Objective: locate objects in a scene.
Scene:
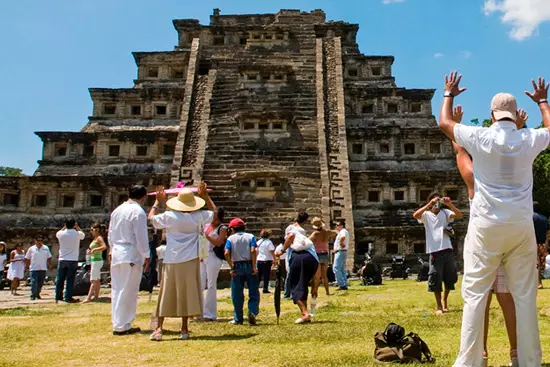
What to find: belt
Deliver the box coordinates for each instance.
[317,252,329,255]
[431,248,453,255]
[337,249,348,252]
[233,260,252,264]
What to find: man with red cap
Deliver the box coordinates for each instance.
[224,218,259,325]
[439,72,550,367]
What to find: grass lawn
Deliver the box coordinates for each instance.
[1,277,550,367]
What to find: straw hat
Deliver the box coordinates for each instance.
[311,217,325,230]
[166,188,205,212]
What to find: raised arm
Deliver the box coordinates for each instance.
[198,181,216,213]
[439,72,467,142]
[442,197,464,220]
[525,77,550,131]
[413,197,439,221]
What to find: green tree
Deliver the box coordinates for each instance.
[533,147,550,217]
[470,118,492,127]
[0,166,25,177]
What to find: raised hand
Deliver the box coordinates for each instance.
[155,186,167,203]
[445,72,467,97]
[452,105,464,123]
[525,77,549,103]
[517,109,528,127]
[197,181,208,197]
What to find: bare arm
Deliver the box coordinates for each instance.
[442,198,464,220]
[198,181,216,212]
[148,186,166,221]
[439,72,467,142]
[413,198,438,221]
[206,227,227,247]
[525,77,550,131]
[283,233,295,252]
[91,236,107,253]
[339,234,346,249]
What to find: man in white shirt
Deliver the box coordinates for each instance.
[413,193,463,315]
[25,236,52,300]
[439,73,550,367]
[333,220,350,290]
[55,219,85,303]
[109,185,150,335]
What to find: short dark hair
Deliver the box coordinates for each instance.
[427,192,441,202]
[260,229,272,239]
[336,219,346,228]
[65,218,76,229]
[233,226,245,233]
[129,185,147,200]
[35,236,44,242]
[534,201,541,213]
[297,211,309,224]
[217,207,225,223]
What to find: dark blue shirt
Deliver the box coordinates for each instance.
[533,213,549,245]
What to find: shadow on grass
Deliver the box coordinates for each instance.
[142,332,258,341]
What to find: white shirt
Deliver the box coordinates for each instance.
[0,254,7,267]
[455,123,550,223]
[418,209,454,254]
[56,229,85,261]
[275,244,287,260]
[151,210,213,264]
[256,238,275,262]
[25,245,52,271]
[156,245,166,260]
[108,201,150,265]
[334,228,350,251]
[285,224,306,237]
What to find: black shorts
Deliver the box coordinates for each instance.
[428,251,458,292]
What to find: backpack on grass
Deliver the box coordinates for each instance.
[374,323,434,363]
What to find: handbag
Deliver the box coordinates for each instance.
[197,214,209,260]
[374,323,434,363]
[290,231,314,252]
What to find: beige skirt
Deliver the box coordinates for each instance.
[157,259,203,318]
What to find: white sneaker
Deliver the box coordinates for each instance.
[295,316,311,324]
[180,332,190,340]
[309,297,317,316]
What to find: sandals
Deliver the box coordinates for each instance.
[149,330,163,341]
[295,316,311,324]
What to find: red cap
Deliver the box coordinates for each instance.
[228,218,246,228]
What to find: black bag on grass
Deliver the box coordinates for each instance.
[374,323,434,363]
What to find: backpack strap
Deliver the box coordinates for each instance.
[408,333,434,363]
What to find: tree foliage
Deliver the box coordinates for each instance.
[533,147,550,217]
[470,118,492,128]
[0,166,25,177]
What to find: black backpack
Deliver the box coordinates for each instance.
[374,323,434,363]
[212,224,227,260]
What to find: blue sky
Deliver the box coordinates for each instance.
[1,0,549,174]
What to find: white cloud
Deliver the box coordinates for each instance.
[483,0,550,40]
[434,53,444,58]
[460,51,472,59]
[382,0,405,4]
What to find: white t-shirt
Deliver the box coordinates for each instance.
[256,238,275,262]
[25,245,52,271]
[151,210,214,264]
[156,245,166,261]
[109,201,150,265]
[546,254,550,268]
[0,254,7,267]
[275,244,287,260]
[418,209,454,254]
[285,224,306,237]
[334,228,350,251]
[454,123,550,224]
[56,229,85,261]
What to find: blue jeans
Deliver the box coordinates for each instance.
[56,260,78,301]
[230,262,259,323]
[31,270,46,298]
[333,251,348,287]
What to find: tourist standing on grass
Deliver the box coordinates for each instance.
[83,223,107,303]
[55,219,85,303]
[200,207,227,321]
[440,73,549,367]
[0,242,7,283]
[281,211,319,324]
[256,229,275,294]
[225,218,259,325]
[7,243,25,295]
[25,237,52,300]
[109,185,150,336]
[148,183,215,341]
[533,202,549,289]
[309,217,337,298]
[333,220,350,291]
[413,193,462,314]
[451,105,520,367]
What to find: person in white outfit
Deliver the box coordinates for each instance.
[108,185,150,336]
[439,72,550,367]
[201,207,228,321]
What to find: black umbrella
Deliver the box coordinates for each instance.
[274,259,283,325]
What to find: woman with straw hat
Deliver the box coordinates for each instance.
[148,182,216,341]
[309,217,338,302]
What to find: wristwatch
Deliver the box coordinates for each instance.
[444,91,454,98]
[538,99,548,105]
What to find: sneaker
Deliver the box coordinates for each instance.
[149,330,163,341]
[229,319,243,325]
[113,327,141,336]
[36,295,42,300]
[262,290,271,294]
[295,316,311,324]
[180,332,190,340]
[64,298,80,304]
[337,286,348,291]
[248,313,257,325]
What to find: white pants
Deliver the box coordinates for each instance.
[111,262,143,332]
[200,252,222,319]
[454,218,541,367]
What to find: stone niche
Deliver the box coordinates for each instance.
[236,112,291,142]
[231,171,289,202]
[238,65,294,89]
